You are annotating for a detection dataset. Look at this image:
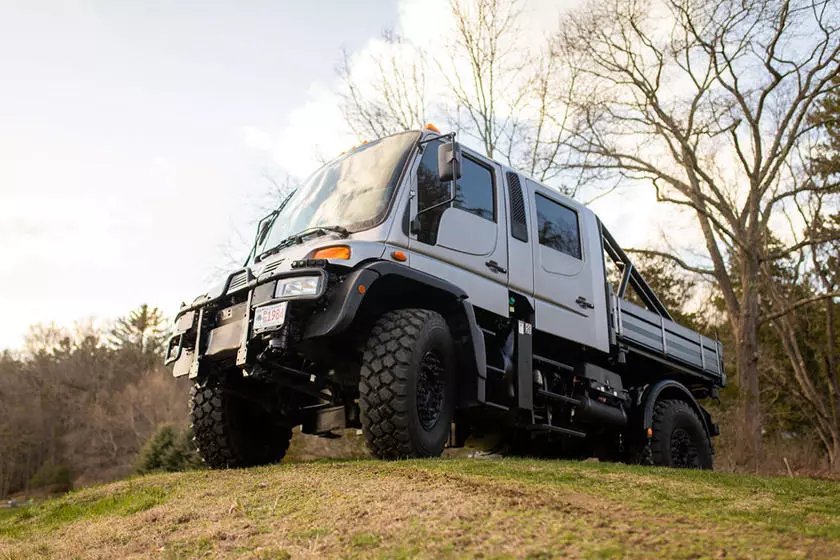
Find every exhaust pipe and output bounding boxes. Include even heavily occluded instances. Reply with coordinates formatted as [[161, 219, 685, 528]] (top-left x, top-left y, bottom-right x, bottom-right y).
[[577, 396, 627, 426]]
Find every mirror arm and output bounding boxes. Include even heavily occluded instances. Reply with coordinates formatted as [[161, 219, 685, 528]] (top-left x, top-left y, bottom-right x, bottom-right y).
[[417, 132, 455, 146], [414, 195, 456, 219], [410, 179, 458, 236]]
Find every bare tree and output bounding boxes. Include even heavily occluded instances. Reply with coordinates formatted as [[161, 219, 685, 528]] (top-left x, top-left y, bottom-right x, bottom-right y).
[[440, 0, 526, 160], [214, 170, 298, 276], [337, 0, 592, 197], [339, 31, 428, 139], [557, 0, 840, 467]]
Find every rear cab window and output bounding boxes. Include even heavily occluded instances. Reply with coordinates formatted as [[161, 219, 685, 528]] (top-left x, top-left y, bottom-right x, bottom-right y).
[[535, 193, 582, 259]]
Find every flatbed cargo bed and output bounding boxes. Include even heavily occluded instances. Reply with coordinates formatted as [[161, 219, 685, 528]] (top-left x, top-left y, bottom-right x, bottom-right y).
[[614, 297, 724, 384]]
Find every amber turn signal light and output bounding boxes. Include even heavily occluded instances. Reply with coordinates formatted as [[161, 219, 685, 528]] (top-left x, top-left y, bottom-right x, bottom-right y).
[[311, 246, 351, 260], [391, 250, 407, 262]]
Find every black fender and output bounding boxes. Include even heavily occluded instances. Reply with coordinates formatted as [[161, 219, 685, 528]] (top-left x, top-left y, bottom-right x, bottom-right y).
[[303, 266, 381, 338], [303, 260, 486, 395], [640, 379, 715, 438], [303, 260, 467, 338]]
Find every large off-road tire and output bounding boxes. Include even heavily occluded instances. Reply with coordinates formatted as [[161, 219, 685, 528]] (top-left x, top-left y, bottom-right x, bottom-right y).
[[649, 399, 713, 469], [359, 308, 455, 459], [190, 376, 292, 468]]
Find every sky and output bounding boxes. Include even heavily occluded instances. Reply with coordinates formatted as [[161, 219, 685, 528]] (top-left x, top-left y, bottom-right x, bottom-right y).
[[0, 0, 692, 350]]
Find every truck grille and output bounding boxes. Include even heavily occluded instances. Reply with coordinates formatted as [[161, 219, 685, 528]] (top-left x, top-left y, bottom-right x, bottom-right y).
[[261, 259, 284, 275]]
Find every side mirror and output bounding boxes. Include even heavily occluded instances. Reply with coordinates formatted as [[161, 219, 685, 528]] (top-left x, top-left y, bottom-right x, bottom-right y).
[[437, 141, 462, 183]]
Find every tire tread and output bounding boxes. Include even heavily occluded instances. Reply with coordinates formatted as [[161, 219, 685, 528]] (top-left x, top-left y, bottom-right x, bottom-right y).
[[189, 380, 292, 468], [360, 308, 445, 459], [650, 398, 713, 469]]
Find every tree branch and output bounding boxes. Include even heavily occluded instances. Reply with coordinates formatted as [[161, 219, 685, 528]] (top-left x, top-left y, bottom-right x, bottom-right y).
[[625, 248, 717, 277], [761, 293, 840, 324]]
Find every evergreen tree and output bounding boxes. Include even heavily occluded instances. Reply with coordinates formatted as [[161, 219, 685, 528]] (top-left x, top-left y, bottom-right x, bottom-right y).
[[810, 77, 840, 183], [108, 304, 168, 356]]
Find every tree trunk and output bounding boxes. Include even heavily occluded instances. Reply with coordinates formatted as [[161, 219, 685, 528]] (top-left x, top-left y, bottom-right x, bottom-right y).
[[830, 437, 840, 474], [736, 258, 762, 471]]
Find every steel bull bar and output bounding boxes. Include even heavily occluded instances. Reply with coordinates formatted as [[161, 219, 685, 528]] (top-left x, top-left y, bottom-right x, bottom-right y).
[[164, 266, 329, 378]]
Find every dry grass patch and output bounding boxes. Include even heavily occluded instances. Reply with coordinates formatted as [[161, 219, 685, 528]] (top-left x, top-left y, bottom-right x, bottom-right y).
[[0, 459, 838, 559]]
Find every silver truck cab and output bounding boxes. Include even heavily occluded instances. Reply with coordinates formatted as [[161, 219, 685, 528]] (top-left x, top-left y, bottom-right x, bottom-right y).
[[166, 127, 724, 470]]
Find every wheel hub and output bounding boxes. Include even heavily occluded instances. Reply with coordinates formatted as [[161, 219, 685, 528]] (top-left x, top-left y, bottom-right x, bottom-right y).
[[670, 427, 699, 468], [416, 351, 445, 431]]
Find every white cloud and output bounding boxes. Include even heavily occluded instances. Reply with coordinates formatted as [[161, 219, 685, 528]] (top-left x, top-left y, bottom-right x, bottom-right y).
[[239, 126, 274, 154]]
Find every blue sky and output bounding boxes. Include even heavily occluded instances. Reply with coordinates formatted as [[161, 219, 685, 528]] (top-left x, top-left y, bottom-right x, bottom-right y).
[[0, 0, 401, 348]]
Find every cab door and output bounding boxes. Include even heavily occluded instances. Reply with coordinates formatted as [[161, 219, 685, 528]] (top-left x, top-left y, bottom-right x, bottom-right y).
[[527, 180, 608, 352], [407, 141, 509, 317]]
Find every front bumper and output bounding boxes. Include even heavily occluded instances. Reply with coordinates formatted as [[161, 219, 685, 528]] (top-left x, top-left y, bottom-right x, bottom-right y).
[[164, 266, 329, 378]]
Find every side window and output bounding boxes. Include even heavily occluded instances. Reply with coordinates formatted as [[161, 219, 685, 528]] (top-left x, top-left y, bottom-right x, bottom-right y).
[[456, 157, 495, 221], [416, 141, 495, 244], [535, 193, 581, 259]]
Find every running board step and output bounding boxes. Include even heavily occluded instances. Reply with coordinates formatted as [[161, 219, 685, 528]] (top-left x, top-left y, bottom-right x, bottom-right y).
[[536, 389, 582, 407], [483, 400, 510, 412], [527, 424, 586, 438]]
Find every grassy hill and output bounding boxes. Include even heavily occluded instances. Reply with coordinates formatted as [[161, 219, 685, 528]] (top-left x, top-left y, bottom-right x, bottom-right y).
[[1, 458, 838, 559]]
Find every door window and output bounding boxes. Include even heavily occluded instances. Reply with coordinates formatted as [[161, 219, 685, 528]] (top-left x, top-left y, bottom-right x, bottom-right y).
[[416, 141, 495, 244], [535, 193, 581, 259], [456, 157, 495, 221]]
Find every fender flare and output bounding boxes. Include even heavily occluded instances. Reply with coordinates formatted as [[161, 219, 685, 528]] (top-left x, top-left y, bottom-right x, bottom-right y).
[[641, 379, 714, 438], [302, 260, 485, 383]]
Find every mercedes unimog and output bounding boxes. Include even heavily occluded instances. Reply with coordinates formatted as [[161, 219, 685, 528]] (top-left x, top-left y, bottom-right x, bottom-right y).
[[165, 126, 725, 469]]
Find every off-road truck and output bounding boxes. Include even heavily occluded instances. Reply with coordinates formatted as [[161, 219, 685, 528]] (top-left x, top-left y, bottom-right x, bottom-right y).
[[165, 126, 725, 469]]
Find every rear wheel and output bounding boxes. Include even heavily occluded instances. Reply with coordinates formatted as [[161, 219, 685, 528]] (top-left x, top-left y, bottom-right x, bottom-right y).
[[649, 399, 713, 469], [190, 375, 292, 468], [359, 308, 455, 459]]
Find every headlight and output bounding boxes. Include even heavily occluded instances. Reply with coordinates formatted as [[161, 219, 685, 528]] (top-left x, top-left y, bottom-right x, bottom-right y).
[[274, 276, 321, 299]]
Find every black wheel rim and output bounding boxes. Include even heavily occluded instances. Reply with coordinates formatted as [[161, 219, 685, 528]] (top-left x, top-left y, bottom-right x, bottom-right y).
[[670, 428, 699, 468], [416, 351, 446, 431]]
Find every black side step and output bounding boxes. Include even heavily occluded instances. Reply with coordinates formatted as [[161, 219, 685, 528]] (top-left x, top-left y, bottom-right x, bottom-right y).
[[527, 424, 586, 438], [483, 400, 510, 412], [486, 364, 505, 375], [536, 389, 582, 407]]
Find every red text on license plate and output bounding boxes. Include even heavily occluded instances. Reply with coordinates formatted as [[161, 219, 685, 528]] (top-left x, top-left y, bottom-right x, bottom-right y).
[[255, 302, 286, 329]]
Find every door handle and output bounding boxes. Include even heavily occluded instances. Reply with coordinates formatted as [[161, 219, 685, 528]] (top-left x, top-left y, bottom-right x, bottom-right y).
[[576, 296, 595, 309], [485, 260, 507, 274]]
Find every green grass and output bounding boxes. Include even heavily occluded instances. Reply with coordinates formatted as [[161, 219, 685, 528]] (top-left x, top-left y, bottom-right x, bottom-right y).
[[0, 480, 169, 539], [1, 459, 838, 558]]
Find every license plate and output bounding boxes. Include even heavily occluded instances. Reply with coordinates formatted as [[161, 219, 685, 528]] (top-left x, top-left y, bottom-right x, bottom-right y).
[[253, 302, 287, 331]]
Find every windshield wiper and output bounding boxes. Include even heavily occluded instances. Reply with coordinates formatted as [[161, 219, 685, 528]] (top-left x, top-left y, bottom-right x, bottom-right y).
[[306, 225, 350, 238], [256, 225, 350, 263]]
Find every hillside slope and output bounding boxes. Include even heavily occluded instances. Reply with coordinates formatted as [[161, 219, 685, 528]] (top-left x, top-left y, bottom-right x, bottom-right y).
[[1, 459, 838, 559]]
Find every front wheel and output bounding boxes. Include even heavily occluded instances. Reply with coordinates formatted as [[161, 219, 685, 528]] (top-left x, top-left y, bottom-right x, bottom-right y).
[[190, 375, 293, 468], [649, 399, 713, 469], [359, 308, 455, 459]]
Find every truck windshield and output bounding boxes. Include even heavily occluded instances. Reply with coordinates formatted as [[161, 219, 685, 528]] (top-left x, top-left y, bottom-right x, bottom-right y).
[[257, 131, 420, 256]]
